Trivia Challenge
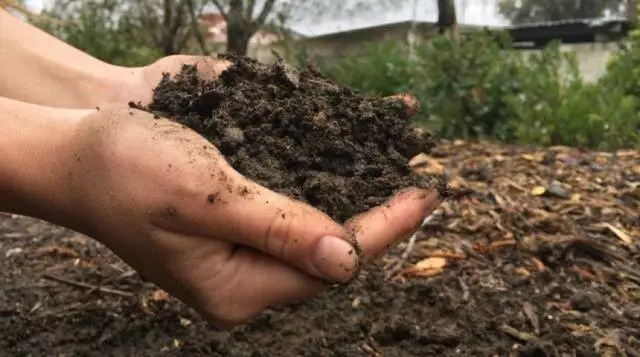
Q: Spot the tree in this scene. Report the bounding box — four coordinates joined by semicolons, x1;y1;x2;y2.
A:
211;0;275;55
209;0;409;55
437;0;457;38
34;0;209;66
497;0;628;24
131;0;209;55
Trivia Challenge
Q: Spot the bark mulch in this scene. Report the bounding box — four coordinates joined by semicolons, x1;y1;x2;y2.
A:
1;140;639;356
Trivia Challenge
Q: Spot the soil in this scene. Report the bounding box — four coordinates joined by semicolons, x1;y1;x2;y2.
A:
2;141;639;356
131;54;447;223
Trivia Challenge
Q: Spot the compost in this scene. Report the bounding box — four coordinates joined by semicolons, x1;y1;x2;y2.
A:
132;54;447;223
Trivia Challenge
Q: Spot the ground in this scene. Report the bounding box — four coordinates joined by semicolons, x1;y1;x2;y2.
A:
1;140;639;357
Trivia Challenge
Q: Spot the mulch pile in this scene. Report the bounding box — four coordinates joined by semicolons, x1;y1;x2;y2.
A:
1;140;639;356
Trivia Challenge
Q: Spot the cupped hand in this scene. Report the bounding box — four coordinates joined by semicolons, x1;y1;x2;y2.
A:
113;55;231;107
54;101;440;329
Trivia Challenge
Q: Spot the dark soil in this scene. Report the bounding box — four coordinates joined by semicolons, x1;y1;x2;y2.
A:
132;54;447;223
2;142;639;356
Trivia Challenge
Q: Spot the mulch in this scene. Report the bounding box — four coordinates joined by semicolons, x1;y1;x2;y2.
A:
1;140;639;357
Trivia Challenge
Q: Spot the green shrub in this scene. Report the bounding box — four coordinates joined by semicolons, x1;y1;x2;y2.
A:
305;31;640;151
315;31;522;140
503;43;640;150
32;0;163;67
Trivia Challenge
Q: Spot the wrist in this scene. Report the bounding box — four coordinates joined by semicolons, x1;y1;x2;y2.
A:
0;10;141;108
0;97;90;225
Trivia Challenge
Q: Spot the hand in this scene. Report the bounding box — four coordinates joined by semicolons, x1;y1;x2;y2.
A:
111;55;231;107
52;103;440;329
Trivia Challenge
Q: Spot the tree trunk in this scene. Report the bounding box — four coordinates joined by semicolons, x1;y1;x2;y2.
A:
437;0;458;40
628;0;637;24
227;28;251;54
225;0;252;55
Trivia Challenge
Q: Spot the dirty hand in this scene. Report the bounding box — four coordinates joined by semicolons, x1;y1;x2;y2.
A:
113;55;231;107
40;102;439;329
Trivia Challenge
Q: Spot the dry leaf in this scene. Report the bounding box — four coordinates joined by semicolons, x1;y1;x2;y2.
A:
35;245;78;258
151;289;170;301
530;186;546;196
351;297;361;308
409;153;445;176
599;223;633;244
404;267;445;278
448;176;467;190
402;257;448;277
415;257;448;270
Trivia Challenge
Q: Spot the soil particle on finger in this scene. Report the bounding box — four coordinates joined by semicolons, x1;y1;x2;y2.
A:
136;53;448;223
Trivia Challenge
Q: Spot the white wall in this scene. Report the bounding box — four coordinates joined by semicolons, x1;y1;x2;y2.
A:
518;42;625;82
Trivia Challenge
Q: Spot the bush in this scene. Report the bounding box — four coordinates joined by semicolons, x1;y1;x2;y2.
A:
32;0;163;67
303;31;640;151
315;31;521;140
503;43;640;150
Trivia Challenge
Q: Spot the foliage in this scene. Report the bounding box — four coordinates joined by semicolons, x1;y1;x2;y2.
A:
308;31;640;151
502;44;640;150
497;0;627;24
211;0;410;55
602;1;640;99
32;0;209;66
32;0;162;66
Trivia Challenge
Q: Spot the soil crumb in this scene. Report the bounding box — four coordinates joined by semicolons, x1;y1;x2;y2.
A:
135;53;448;222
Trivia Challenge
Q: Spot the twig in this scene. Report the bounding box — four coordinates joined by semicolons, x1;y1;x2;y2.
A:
625;345;640;357
501;324;538;342
85;270;137;296
43;274;134;298
458;277;470;301
384;215;435;280
385;231;419;280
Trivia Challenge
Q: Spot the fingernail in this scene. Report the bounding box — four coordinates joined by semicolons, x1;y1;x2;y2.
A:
312;236;358;283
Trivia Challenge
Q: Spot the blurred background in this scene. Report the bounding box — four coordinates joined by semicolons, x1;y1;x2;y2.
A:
2;0;640;151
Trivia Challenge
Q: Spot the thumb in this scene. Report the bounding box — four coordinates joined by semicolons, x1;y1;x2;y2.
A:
187;176;359;283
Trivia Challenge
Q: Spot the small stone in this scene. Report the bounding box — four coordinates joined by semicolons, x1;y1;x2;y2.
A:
5;247;23;258
223;127;245;144
570;290;604;312
546;180;570;198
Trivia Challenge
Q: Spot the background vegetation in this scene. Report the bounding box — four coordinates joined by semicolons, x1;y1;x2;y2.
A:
5;0;640;151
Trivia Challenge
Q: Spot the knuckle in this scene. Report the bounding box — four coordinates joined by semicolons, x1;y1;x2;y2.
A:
263;208;297;259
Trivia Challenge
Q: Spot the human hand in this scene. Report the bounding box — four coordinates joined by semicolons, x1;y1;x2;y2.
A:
50;103;440;329
110;55;231;107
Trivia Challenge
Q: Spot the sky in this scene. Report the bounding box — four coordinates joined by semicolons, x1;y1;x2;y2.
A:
24;0;508;36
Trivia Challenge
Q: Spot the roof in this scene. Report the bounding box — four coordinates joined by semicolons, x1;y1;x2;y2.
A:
303;19;496;40
504;17;633;47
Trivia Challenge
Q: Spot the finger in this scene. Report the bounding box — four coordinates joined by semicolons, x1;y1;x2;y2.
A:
385;93;420;117
180;173;359;284
345;188;441;262
198;247;326;329
144;55;232;84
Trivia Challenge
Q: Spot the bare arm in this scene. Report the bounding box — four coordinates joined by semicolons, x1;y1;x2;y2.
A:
0;96;91;225
0;9;137;108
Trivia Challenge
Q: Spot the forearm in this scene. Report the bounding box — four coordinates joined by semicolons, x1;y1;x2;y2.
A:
0;96;90;225
0;9;137;108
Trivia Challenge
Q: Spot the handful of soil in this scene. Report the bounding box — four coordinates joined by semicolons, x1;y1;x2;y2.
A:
135;53;447;223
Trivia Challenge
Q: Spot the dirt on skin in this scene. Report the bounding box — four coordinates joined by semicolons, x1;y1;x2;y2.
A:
131;53;448;223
